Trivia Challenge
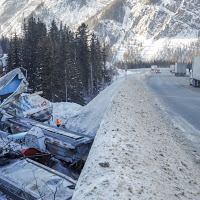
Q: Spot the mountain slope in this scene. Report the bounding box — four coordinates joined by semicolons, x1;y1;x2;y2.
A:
0;0;200;62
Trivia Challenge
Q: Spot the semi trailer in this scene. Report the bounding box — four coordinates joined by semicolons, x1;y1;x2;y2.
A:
190;56;200;87
175;63;187;76
170;65;175;73
151;65;157;71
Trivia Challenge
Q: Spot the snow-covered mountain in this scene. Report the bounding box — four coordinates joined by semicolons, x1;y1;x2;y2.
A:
0;0;200;62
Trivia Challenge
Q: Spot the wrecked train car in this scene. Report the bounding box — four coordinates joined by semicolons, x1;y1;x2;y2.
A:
0;68;28;106
0;159;75;200
0;68;53;131
4;120;93;164
0;68;93;165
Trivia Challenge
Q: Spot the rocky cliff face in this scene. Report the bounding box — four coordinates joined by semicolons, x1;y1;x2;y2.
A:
0;0;200;62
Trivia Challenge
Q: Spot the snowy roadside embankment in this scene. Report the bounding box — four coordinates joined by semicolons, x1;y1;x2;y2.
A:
72;74;200;200
52;77;125;136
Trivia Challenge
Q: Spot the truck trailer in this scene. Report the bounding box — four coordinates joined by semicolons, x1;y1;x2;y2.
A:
190;56;200;87
170;65;175;73
175;63;187;76
151;65;157;71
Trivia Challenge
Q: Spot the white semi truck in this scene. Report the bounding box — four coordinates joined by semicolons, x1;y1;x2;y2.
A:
170;65;175;73
190;56;200;87
175;63;187;76
151;65;157;71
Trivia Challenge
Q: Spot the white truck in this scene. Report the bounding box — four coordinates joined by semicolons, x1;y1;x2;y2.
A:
190;56;200;87
151;65;157;71
175;63;187;76
170;65;175;73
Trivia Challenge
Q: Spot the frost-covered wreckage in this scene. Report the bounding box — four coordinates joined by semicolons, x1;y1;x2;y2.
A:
0;68;93;199
0;68;52;122
0;158;75;200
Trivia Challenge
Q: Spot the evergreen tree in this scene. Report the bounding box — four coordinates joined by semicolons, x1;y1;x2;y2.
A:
102;42;110;84
76;23;90;99
5;18;110;105
51;43;62;102
7;33;22;72
35;19;47;92
65;29;78;103
68;36;85;105
49;20;60;45
90;33;96;98
22;17;39;91
36;19;47;41
58;28;68;102
94;38;103;94
90;34;106;98
0;36;9;54
7;39;13;71
38;36;54;101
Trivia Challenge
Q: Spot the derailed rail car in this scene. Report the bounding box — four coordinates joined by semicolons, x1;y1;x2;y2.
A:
2;116;93;165
0;159;75;200
0;68;53;126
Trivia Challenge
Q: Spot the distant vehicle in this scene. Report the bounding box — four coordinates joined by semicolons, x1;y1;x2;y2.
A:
175;63;187;76
151;65;157;71
155;69;161;73
190;56;200;87
170;64;175;73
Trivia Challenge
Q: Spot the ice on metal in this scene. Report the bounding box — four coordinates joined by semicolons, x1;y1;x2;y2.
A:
25;127;46;152
0;159;74;200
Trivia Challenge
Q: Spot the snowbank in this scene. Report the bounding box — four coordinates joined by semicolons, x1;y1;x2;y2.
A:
51;70;139;137
72;74;200;200
51;102;82;126
52;77;125;136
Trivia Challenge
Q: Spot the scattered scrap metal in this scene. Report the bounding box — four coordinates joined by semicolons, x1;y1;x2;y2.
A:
0;68;94;199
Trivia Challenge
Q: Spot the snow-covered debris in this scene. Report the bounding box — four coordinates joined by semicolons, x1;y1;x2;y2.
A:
0;159;74;200
0;191;6;200
0;68;28;107
25;126;46;152
0;68;53;133
72;73;200;200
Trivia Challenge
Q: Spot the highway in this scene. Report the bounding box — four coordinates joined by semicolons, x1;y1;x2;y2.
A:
147;68;200;154
148;69;200;131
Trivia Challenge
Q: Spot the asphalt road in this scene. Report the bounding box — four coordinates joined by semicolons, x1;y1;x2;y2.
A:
148;69;200;131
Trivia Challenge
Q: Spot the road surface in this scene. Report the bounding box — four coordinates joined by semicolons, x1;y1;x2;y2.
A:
147;68;200;154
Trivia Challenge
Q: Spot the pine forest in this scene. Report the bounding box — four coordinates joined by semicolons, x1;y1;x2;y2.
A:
3;17;111;105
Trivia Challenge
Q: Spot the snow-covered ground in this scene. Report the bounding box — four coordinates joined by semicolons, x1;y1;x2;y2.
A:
1;69;200;199
70;71;200;200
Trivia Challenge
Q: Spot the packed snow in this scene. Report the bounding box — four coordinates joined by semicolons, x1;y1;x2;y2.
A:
69;71;200;200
